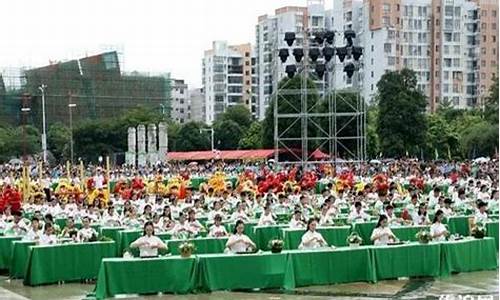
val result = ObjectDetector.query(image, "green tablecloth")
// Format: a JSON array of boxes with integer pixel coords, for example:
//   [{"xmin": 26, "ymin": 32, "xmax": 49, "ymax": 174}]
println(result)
[
  {"xmin": 440, "ymin": 237, "xmax": 498, "ymax": 276},
  {"xmin": 94, "ymin": 256, "xmax": 197, "ymax": 299},
  {"xmin": 166, "ymin": 237, "xmax": 227, "ymax": 255},
  {"xmin": 371, "ymin": 242, "xmax": 442, "ymax": 281},
  {"xmin": 0, "ymin": 236, "xmax": 22, "ymax": 269},
  {"xmin": 446, "ymin": 216, "xmax": 470, "ymax": 236},
  {"xmin": 486, "ymin": 221, "xmax": 499, "ymax": 251},
  {"xmin": 253, "ymin": 225, "xmax": 288, "ymax": 250},
  {"xmin": 282, "ymin": 226, "xmax": 351, "ymax": 249},
  {"xmin": 117, "ymin": 230, "xmax": 171, "ymax": 256},
  {"xmin": 24, "ymin": 241, "xmax": 116, "ymax": 286},
  {"xmin": 351, "ymin": 222, "xmax": 376, "ymax": 245},
  {"xmin": 197, "ymin": 252, "xmax": 290, "ymax": 292},
  {"xmin": 10, "ymin": 240, "xmax": 36, "ymax": 279},
  {"xmin": 284, "ymin": 248, "xmax": 375, "ymax": 288},
  {"xmin": 189, "ymin": 177, "xmax": 237, "ymax": 190},
  {"xmin": 99, "ymin": 227, "xmax": 125, "ymax": 242}
]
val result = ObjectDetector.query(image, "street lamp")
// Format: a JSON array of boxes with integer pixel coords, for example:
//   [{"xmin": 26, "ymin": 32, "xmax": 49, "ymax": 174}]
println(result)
[
  {"xmin": 38, "ymin": 84, "xmax": 47, "ymax": 164},
  {"xmin": 68, "ymin": 103, "xmax": 76, "ymax": 164},
  {"xmin": 200, "ymin": 127, "xmax": 214, "ymax": 152},
  {"xmin": 21, "ymin": 107, "xmax": 31, "ymax": 164}
]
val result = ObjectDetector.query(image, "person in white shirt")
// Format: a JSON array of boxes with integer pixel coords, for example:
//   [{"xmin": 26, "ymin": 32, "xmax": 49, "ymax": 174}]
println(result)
[
  {"xmin": 289, "ymin": 210, "xmax": 306, "ymax": 229},
  {"xmin": 169, "ymin": 213, "xmax": 193, "ymax": 239},
  {"xmin": 257, "ymin": 205, "xmax": 276, "ymax": 226},
  {"xmin": 318, "ymin": 204, "xmax": 334, "ymax": 226},
  {"xmin": 5, "ymin": 211, "xmax": 28, "ymax": 236},
  {"xmin": 77, "ymin": 216, "xmax": 98, "ymax": 242},
  {"xmin": 102, "ymin": 206, "xmax": 121, "ymax": 227},
  {"xmin": 230, "ymin": 202, "xmax": 250, "ymax": 222},
  {"xmin": 370, "ymin": 215, "xmax": 396, "ymax": 246},
  {"xmin": 208, "ymin": 214, "xmax": 228, "ymax": 238},
  {"xmin": 39, "ymin": 223, "xmax": 58, "ymax": 245},
  {"xmin": 60, "ymin": 216, "xmax": 78, "ymax": 239},
  {"xmin": 187, "ymin": 209, "xmax": 204, "ymax": 236},
  {"xmin": 384, "ymin": 205, "xmax": 401, "ymax": 226},
  {"xmin": 439, "ymin": 198, "xmax": 455, "ymax": 217},
  {"xmin": 348, "ymin": 201, "xmax": 370, "ymax": 223},
  {"xmin": 225, "ymin": 220, "xmax": 256, "ymax": 253},
  {"xmin": 427, "ymin": 187, "xmax": 441, "ymax": 209},
  {"xmin": 299, "ymin": 218, "xmax": 327, "ymax": 249},
  {"xmin": 130, "ymin": 221, "xmax": 167, "ymax": 257},
  {"xmin": 24, "ymin": 217, "xmax": 42, "ymax": 241},
  {"xmin": 474, "ymin": 201, "xmax": 489, "ymax": 224},
  {"xmin": 430, "ymin": 210, "xmax": 449, "ymax": 242},
  {"xmin": 208, "ymin": 201, "xmax": 226, "ymax": 222},
  {"xmin": 412, "ymin": 203, "xmax": 430, "ymax": 225}
]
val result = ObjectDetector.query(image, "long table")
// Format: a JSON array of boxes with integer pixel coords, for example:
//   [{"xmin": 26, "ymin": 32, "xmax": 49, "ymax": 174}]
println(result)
[
  {"xmin": 24, "ymin": 241, "xmax": 116, "ymax": 286},
  {"xmin": 166, "ymin": 237, "xmax": 227, "ymax": 255},
  {"xmin": 0, "ymin": 236, "xmax": 22, "ymax": 269},
  {"xmin": 92, "ymin": 238, "xmax": 497, "ymax": 298},
  {"xmin": 197, "ymin": 252, "xmax": 290, "ymax": 292},
  {"xmin": 284, "ymin": 247, "xmax": 375, "ymax": 288},
  {"xmin": 94, "ymin": 256, "xmax": 197, "ymax": 299},
  {"xmin": 371, "ymin": 242, "xmax": 442, "ymax": 281},
  {"xmin": 282, "ymin": 226, "xmax": 351, "ymax": 249},
  {"xmin": 10, "ymin": 240, "xmax": 36, "ymax": 279},
  {"xmin": 440, "ymin": 237, "xmax": 498, "ymax": 275},
  {"xmin": 486, "ymin": 221, "xmax": 499, "ymax": 251}
]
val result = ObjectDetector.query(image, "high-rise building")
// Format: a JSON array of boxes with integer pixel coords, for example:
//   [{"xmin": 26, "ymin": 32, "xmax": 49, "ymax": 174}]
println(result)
[
  {"xmin": 477, "ymin": 0, "xmax": 498, "ymax": 106},
  {"xmin": 189, "ymin": 88, "xmax": 205, "ymax": 122},
  {"xmin": 202, "ymin": 41, "xmax": 255, "ymax": 124},
  {"xmin": 170, "ymin": 79, "xmax": 190, "ymax": 124}
]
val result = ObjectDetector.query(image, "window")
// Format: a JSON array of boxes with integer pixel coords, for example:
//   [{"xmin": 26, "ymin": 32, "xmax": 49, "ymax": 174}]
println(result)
[
  {"xmin": 443, "ymin": 84, "xmax": 449, "ymax": 93},
  {"xmin": 454, "ymin": 46, "xmax": 460, "ymax": 55},
  {"xmin": 481, "ymin": 60, "xmax": 486, "ymax": 67},
  {"xmin": 383, "ymin": 3, "xmax": 391, "ymax": 14},
  {"xmin": 453, "ymin": 58, "xmax": 460, "ymax": 67},
  {"xmin": 454, "ymin": 7, "xmax": 460, "ymax": 16},
  {"xmin": 493, "ymin": 35, "xmax": 497, "ymax": 43},
  {"xmin": 383, "ymin": 16, "xmax": 390, "ymax": 26},
  {"xmin": 371, "ymin": 71, "xmax": 374, "ymax": 78},
  {"xmin": 481, "ymin": 10, "xmax": 487, "ymax": 17},
  {"xmin": 493, "ymin": 10, "xmax": 497, "ymax": 17},
  {"xmin": 481, "ymin": 47, "xmax": 486, "ymax": 54},
  {"xmin": 384, "ymin": 43, "xmax": 391, "ymax": 53},
  {"xmin": 371, "ymin": 84, "xmax": 374, "ymax": 91},
  {"xmin": 245, "ymin": 52, "xmax": 250, "ymax": 57},
  {"xmin": 445, "ymin": 6, "xmax": 453, "ymax": 16},
  {"xmin": 493, "ymin": 23, "xmax": 497, "ymax": 30},
  {"xmin": 483, "ymin": 35, "xmax": 487, "ymax": 43},
  {"xmin": 444, "ymin": 45, "xmax": 449, "ymax": 54},
  {"xmin": 481, "ymin": 23, "xmax": 486, "ymax": 30},
  {"xmin": 371, "ymin": 45, "xmax": 374, "ymax": 52},
  {"xmin": 444, "ymin": 71, "xmax": 449, "ymax": 80}
]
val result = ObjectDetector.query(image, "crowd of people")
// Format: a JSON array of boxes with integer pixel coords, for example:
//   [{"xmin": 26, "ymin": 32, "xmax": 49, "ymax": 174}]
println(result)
[{"xmin": 0, "ymin": 158, "xmax": 497, "ymax": 255}]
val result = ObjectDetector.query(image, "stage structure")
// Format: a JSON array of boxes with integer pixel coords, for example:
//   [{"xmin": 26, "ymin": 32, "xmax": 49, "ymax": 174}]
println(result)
[
  {"xmin": 273, "ymin": 9, "xmax": 366, "ymax": 166},
  {"xmin": 125, "ymin": 122, "xmax": 167, "ymax": 167}
]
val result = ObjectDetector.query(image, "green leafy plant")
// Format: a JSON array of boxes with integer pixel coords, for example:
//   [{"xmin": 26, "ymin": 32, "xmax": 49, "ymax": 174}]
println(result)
[
  {"xmin": 178, "ymin": 242, "xmax": 196, "ymax": 257},
  {"xmin": 347, "ymin": 232, "xmax": 363, "ymax": 245},
  {"xmin": 268, "ymin": 239, "xmax": 284, "ymax": 253},
  {"xmin": 415, "ymin": 230, "xmax": 432, "ymax": 244},
  {"xmin": 471, "ymin": 222, "xmax": 487, "ymax": 239}
]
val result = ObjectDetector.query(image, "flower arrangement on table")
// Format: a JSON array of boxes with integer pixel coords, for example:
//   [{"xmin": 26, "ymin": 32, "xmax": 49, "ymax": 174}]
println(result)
[
  {"xmin": 178, "ymin": 241, "xmax": 196, "ymax": 257},
  {"xmin": 346, "ymin": 232, "xmax": 363, "ymax": 246},
  {"xmin": 268, "ymin": 239, "xmax": 284, "ymax": 253},
  {"xmin": 415, "ymin": 229, "xmax": 432, "ymax": 244},
  {"xmin": 470, "ymin": 222, "xmax": 486, "ymax": 239}
]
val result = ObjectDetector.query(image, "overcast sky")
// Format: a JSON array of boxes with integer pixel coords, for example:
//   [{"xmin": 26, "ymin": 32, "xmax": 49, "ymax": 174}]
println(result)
[{"xmin": 1, "ymin": 0, "xmax": 333, "ymax": 88}]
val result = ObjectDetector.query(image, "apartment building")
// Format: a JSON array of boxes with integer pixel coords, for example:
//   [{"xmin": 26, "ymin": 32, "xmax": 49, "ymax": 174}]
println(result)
[{"xmin": 170, "ymin": 79, "xmax": 190, "ymax": 124}]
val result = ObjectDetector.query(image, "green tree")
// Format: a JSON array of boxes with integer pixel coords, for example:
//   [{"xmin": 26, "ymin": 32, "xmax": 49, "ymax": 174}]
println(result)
[
  {"xmin": 262, "ymin": 76, "xmax": 320, "ymax": 149},
  {"xmin": 238, "ymin": 121, "xmax": 263, "ymax": 149},
  {"xmin": 425, "ymin": 114, "xmax": 459, "ymax": 159},
  {"xmin": 366, "ymin": 106, "xmax": 380, "ymax": 158},
  {"xmin": 176, "ymin": 122, "xmax": 210, "ymax": 151},
  {"xmin": 213, "ymin": 119, "xmax": 244, "ymax": 150},
  {"xmin": 484, "ymin": 76, "xmax": 499, "ymax": 124},
  {"xmin": 376, "ymin": 69, "xmax": 427, "ymax": 157},
  {"xmin": 220, "ymin": 105, "xmax": 252, "ymax": 130},
  {"xmin": 460, "ymin": 121, "xmax": 498, "ymax": 158},
  {"xmin": 47, "ymin": 123, "xmax": 70, "ymax": 162}
]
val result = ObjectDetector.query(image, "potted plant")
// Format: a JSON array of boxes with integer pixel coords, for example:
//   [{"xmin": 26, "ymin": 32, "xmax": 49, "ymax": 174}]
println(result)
[
  {"xmin": 122, "ymin": 247, "xmax": 133, "ymax": 258},
  {"xmin": 178, "ymin": 242, "xmax": 196, "ymax": 258},
  {"xmin": 471, "ymin": 222, "xmax": 486, "ymax": 239},
  {"xmin": 268, "ymin": 239, "xmax": 284, "ymax": 253},
  {"xmin": 347, "ymin": 232, "xmax": 363, "ymax": 247},
  {"xmin": 415, "ymin": 229, "xmax": 432, "ymax": 244}
]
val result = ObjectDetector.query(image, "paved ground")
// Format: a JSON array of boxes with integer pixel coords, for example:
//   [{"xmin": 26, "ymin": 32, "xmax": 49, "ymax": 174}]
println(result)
[{"xmin": 0, "ymin": 270, "xmax": 497, "ymax": 300}]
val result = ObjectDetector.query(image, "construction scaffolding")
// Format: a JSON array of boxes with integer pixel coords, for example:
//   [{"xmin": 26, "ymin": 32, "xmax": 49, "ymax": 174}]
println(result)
[{"xmin": 0, "ymin": 51, "xmax": 172, "ymax": 127}]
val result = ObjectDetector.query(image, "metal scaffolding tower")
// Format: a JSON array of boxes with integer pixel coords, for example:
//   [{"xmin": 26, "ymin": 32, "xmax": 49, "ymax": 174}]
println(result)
[{"xmin": 273, "ymin": 25, "xmax": 366, "ymax": 166}]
